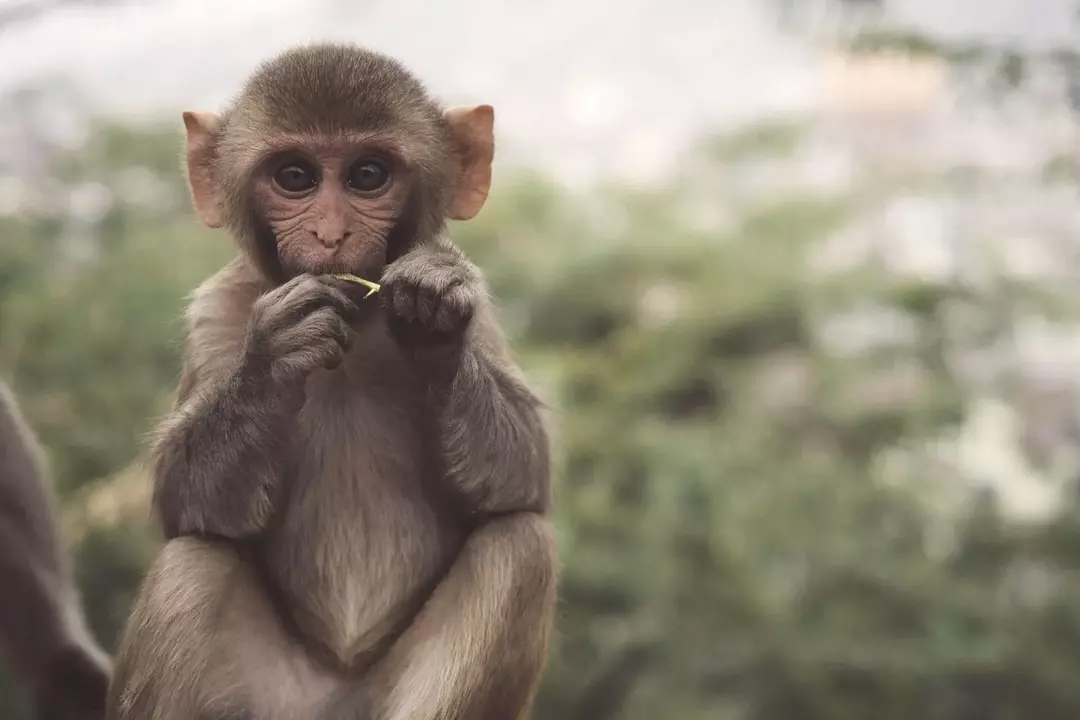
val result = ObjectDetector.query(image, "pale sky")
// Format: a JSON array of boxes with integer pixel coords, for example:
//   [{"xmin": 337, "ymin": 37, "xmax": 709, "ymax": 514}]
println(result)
[{"xmin": 0, "ymin": 0, "xmax": 1072, "ymax": 183}]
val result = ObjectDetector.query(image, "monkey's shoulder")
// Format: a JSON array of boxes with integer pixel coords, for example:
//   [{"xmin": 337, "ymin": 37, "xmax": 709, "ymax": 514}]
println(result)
[
  {"xmin": 181, "ymin": 259, "xmax": 270, "ymax": 371},
  {"xmin": 186, "ymin": 257, "xmax": 268, "ymax": 329}
]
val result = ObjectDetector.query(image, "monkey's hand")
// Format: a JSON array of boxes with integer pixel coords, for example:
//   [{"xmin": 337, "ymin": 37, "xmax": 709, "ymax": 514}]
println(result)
[
  {"xmin": 242, "ymin": 274, "xmax": 360, "ymax": 388},
  {"xmin": 381, "ymin": 248, "xmax": 482, "ymax": 347}
]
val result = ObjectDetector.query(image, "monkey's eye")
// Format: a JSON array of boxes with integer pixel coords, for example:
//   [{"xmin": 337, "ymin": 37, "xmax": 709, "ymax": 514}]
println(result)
[
  {"xmin": 346, "ymin": 159, "xmax": 390, "ymax": 194},
  {"xmin": 273, "ymin": 163, "xmax": 318, "ymax": 194}
]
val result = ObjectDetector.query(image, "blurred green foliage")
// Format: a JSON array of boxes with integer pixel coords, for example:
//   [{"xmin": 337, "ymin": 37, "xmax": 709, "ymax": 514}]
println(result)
[{"xmin": 2, "ymin": 58, "xmax": 1080, "ymax": 720}]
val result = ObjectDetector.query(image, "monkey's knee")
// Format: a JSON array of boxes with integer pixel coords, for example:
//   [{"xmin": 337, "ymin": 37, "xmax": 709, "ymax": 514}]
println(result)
[
  {"xmin": 108, "ymin": 538, "xmax": 247, "ymax": 720},
  {"xmin": 113, "ymin": 535, "xmax": 244, "ymax": 663},
  {"xmin": 110, "ymin": 538, "xmax": 343, "ymax": 720},
  {"xmin": 480, "ymin": 512, "xmax": 559, "ymax": 604},
  {"xmin": 468, "ymin": 513, "xmax": 559, "ymax": 719}
]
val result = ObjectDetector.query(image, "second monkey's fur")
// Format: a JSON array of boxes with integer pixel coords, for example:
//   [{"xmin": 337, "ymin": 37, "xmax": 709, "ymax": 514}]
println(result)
[{"xmin": 0, "ymin": 380, "xmax": 111, "ymax": 720}]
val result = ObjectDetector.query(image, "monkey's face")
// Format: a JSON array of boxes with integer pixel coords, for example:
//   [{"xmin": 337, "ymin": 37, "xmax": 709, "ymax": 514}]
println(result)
[
  {"xmin": 250, "ymin": 137, "xmax": 413, "ymax": 279},
  {"xmin": 180, "ymin": 44, "xmax": 496, "ymax": 285}
]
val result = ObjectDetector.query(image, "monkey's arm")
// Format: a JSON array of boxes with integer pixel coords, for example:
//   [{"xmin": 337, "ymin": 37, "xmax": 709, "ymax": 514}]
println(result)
[
  {"xmin": 381, "ymin": 246, "xmax": 551, "ymax": 517},
  {"xmin": 435, "ymin": 303, "xmax": 551, "ymax": 517},
  {"xmin": 153, "ymin": 267, "xmax": 358, "ymax": 540},
  {"xmin": 150, "ymin": 351, "xmax": 295, "ymax": 540}
]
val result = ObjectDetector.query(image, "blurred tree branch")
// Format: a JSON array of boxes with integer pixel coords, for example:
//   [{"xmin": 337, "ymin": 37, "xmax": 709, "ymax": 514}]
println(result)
[{"xmin": 568, "ymin": 642, "xmax": 658, "ymax": 720}]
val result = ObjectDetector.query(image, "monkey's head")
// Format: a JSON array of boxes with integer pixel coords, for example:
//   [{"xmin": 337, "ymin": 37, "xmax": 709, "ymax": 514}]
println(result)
[{"xmin": 182, "ymin": 43, "xmax": 494, "ymax": 283}]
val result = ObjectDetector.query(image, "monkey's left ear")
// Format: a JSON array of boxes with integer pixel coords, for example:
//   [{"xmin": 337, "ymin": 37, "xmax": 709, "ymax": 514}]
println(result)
[{"xmin": 445, "ymin": 104, "xmax": 495, "ymax": 221}]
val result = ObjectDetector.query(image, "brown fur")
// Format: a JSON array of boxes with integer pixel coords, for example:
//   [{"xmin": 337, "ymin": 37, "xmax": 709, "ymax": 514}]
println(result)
[
  {"xmin": 106, "ymin": 42, "xmax": 557, "ymax": 720},
  {"xmin": 0, "ymin": 379, "xmax": 111, "ymax": 720}
]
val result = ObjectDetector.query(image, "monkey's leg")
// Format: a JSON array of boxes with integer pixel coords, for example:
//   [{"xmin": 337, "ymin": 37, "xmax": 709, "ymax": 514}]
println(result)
[
  {"xmin": 107, "ymin": 537, "xmax": 343, "ymax": 720},
  {"xmin": 363, "ymin": 512, "xmax": 558, "ymax": 720}
]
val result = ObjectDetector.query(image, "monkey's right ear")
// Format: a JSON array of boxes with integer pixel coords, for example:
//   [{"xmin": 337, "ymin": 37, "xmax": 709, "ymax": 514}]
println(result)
[{"xmin": 182, "ymin": 111, "xmax": 224, "ymax": 229}]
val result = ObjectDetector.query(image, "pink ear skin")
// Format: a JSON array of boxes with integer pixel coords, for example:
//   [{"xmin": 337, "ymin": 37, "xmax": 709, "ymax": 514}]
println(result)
[
  {"xmin": 182, "ymin": 110, "xmax": 224, "ymax": 229},
  {"xmin": 444, "ymin": 104, "xmax": 495, "ymax": 221}
]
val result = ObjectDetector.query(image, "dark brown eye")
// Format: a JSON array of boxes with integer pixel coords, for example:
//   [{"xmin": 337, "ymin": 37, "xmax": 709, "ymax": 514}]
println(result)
[
  {"xmin": 273, "ymin": 163, "xmax": 317, "ymax": 194},
  {"xmin": 347, "ymin": 159, "xmax": 390, "ymax": 193}
]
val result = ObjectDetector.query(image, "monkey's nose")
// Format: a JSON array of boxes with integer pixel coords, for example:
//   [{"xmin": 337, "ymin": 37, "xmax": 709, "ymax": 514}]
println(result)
[{"xmin": 317, "ymin": 231, "xmax": 351, "ymax": 250}]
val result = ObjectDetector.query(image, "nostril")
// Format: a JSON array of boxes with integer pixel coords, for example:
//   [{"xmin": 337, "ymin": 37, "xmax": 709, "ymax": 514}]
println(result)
[{"xmin": 319, "ymin": 232, "xmax": 350, "ymax": 249}]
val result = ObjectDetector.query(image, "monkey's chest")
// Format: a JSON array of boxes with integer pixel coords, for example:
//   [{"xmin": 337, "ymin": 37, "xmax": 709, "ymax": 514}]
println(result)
[{"xmin": 262, "ymin": 377, "xmax": 463, "ymax": 669}]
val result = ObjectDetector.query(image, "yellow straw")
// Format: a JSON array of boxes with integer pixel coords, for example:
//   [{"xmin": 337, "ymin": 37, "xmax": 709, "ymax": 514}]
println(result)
[{"xmin": 333, "ymin": 274, "xmax": 381, "ymax": 299}]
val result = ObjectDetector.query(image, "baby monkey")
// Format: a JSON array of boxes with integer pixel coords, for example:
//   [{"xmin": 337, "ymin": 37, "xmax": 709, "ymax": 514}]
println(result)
[{"xmin": 106, "ymin": 43, "xmax": 557, "ymax": 720}]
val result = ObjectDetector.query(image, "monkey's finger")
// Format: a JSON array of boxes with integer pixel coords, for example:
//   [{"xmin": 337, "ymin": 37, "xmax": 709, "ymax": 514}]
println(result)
[
  {"xmin": 250, "ymin": 273, "xmax": 313, "ymax": 331},
  {"xmin": 321, "ymin": 353, "xmax": 345, "ymax": 371},
  {"xmin": 313, "ymin": 339, "xmax": 348, "ymax": 370},
  {"xmin": 298, "ymin": 306, "xmax": 353, "ymax": 351},
  {"xmin": 278, "ymin": 332, "xmax": 349, "ymax": 373},
  {"xmin": 277, "ymin": 277, "xmax": 360, "ymax": 326},
  {"xmin": 433, "ymin": 284, "xmax": 475, "ymax": 334},
  {"xmin": 314, "ymin": 276, "xmax": 368, "ymax": 322},
  {"xmin": 413, "ymin": 282, "xmax": 443, "ymax": 327},
  {"xmin": 259, "ymin": 272, "xmax": 313, "ymax": 308},
  {"xmin": 272, "ymin": 273, "xmax": 315, "ymax": 297},
  {"xmin": 283, "ymin": 276, "xmax": 356, "ymax": 316},
  {"xmin": 384, "ymin": 277, "xmax": 420, "ymax": 324},
  {"xmin": 277, "ymin": 342, "xmax": 346, "ymax": 376},
  {"xmin": 277, "ymin": 272, "xmax": 314, "ymax": 294},
  {"xmin": 274, "ymin": 307, "xmax": 352, "ymax": 356},
  {"xmin": 418, "ymin": 276, "xmax": 464, "ymax": 329},
  {"xmin": 272, "ymin": 276, "xmax": 332, "ymax": 323}
]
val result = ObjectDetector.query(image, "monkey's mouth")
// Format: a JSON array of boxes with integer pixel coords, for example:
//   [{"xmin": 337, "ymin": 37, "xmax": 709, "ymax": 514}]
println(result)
[{"xmin": 299, "ymin": 244, "xmax": 387, "ymax": 283}]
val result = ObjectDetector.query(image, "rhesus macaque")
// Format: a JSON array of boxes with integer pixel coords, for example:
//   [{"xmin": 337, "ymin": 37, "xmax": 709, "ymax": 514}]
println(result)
[
  {"xmin": 0, "ymin": 379, "xmax": 111, "ymax": 720},
  {"xmin": 106, "ymin": 43, "xmax": 557, "ymax": 720}
]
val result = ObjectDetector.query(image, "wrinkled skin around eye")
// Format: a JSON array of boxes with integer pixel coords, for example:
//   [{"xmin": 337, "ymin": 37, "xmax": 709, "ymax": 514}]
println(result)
[{"xmin": 253, "ymin": 157, "xmax": 410, "ymax": 280}]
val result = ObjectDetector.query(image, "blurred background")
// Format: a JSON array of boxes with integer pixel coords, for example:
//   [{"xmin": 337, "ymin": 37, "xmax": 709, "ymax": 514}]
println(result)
[{"xmin": 2, "ymin": 0, "xmax": 1080, "ymax": 718}]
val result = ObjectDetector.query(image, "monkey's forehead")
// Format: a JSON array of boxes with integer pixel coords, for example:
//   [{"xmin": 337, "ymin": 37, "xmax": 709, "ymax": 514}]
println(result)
[
  {"xmin": 232, "ymin": 43, "xmax": 441, "ymax": 135},
  {"xmin": 222, "ymin": 101, "xmax": 446, "ymax": 149}
]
